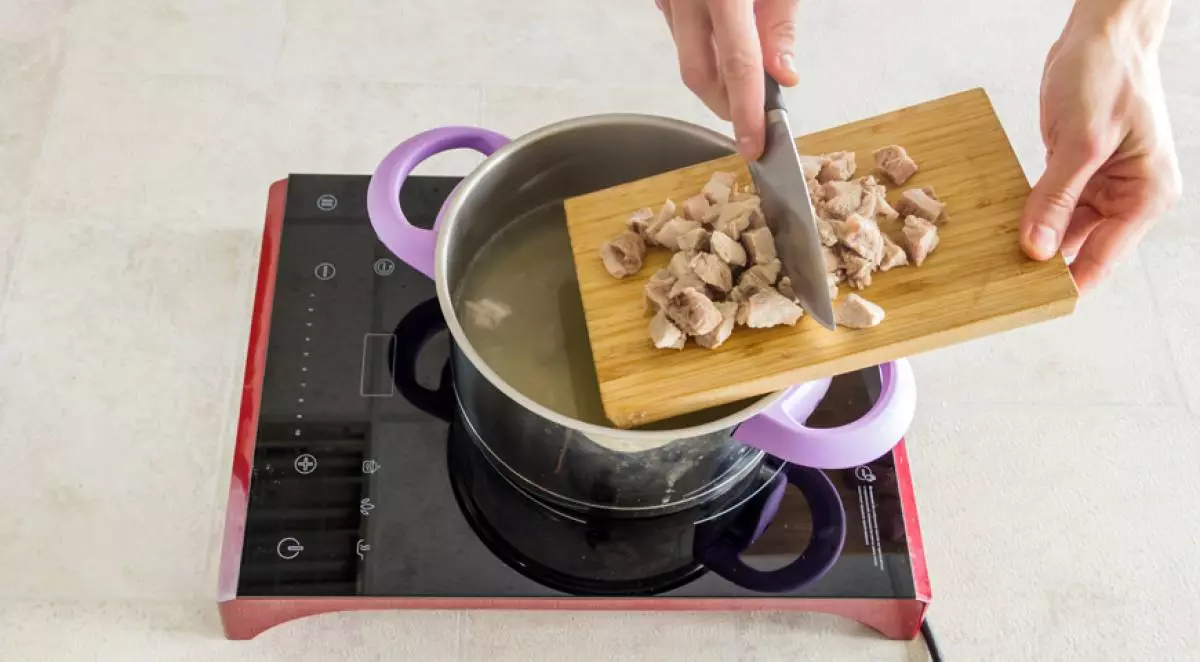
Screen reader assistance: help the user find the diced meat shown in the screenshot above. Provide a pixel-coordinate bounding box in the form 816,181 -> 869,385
702,171 -> 736,204
643,199 -> 677,244
696,302 -> 738,349
677,227 -> 710,253
681,194 -> 711,222
807,177 -> 825,201
667,250 -> 696,278
738,288 -> 805,328
896,188 -> 946,223
873,145 -> 919,186
643,270 -> 675,315
842,251 -> 873,290
874,189 -> 900,221
669,273 -> 709,298
816,218 -> 839,246
649,309 -> 687,349
832,214 -> 884,266
741,259 -> 781,287
689,252 -> 733,294
710,230 -> 748,267
777,276 -> 798,302
665,287 -> 723,336
627,207 -> 654,235
826,273 -> 840,300
820,180 -> 866,219
900,215 -> 940,266
822,245 -> 842,273
878,235 -> 909,271
715,196 -> 761,226
799,155 -> 824,181
599,231 -> 647,278
654,217 -> 702,251
835,293 -> 886,329
747,206 -> 767,229
817,151 -> 857,183
465,298 -> 512,330
741,227 -> 778,265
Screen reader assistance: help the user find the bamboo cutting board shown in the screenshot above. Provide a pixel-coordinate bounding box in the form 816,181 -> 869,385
563,88 -> 1079,429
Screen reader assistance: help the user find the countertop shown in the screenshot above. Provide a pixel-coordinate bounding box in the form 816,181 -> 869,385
1,1 -> 1197,660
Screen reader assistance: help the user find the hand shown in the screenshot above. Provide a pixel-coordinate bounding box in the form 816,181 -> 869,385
655,0 -> 800,159
1019,3 -> 1182,293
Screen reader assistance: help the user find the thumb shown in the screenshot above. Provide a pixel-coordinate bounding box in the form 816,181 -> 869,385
756,0 -> 800,86
1019,144 -> 1100,261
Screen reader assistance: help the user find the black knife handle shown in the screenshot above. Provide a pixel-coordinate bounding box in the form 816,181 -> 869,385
764,72 -> 785,113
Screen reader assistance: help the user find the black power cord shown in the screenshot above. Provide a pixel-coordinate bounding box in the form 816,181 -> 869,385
921,619 -> 944,661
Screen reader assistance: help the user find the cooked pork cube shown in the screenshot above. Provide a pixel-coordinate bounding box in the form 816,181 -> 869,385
777,276 -> 798,302
465,298 -> 512,330
739,289 -> 805,328
643,270 -> 676,315
817,151 -> 857,183
842,251 -> 874,290
816,218 -> 839,247
641,199 -> 677,245
650,309 -> 688,349
689,252 -> 733,293
800,155 -> 824,181
820,180 -> 866,219
900,215 -> 940,266
677,227 -> 711,253
714,210 -> 753,240
827,273 -> 840,300
833,214 -> 885,265
715,196 -> 761,228
742,227 -> 778,265
873,145 -> 919,186
654,217 -> 702,251
874,188 -> 900,221
896,188 -> 946,223
741,258 -> 782,287
627,207 -> 654,235
702,171 -> 736,204
669,273 -> 709,298
710,230 -> 748,267
667,250 -> 696,278
835,293 -> 886,329
822,245 -> 843,273
878,235 -> 909,271
696,302 -> 738,349
681,194 -> 711,223
599,231 -> 647,278
666,287 -> 723,336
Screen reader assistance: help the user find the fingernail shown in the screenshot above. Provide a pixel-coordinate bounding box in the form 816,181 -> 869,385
737,135 -> 758,159
779,52 -> 796,76
1030,224 -> 1058,256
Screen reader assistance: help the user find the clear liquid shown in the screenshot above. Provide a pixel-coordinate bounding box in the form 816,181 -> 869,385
455,202 -> 756,431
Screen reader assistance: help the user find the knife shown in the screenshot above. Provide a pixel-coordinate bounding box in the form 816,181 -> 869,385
747,73 -> 837,330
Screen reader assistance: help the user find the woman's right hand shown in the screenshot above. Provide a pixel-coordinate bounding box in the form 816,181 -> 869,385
655,0 -> 801,160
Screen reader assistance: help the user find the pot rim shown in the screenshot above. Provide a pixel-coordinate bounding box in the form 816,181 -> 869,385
433,113 -> 791,440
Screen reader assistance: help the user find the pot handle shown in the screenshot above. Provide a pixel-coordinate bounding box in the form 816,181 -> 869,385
388,298 -> 454,421
367,127 -> 510,279
696,464 -> 845,593
733,360 -> 916,469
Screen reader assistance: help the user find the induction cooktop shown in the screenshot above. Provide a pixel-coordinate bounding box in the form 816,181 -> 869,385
216,174 -> 932,641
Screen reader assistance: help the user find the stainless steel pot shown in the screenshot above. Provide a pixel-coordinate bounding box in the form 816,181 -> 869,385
368,115 -> 917,517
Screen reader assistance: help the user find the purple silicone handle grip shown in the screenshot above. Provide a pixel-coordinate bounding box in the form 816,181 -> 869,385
696,464 -> 845,593
367,127 -> 510,279
733,360 -> 917,469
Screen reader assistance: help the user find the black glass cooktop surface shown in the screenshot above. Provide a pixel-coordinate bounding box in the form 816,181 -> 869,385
235,174 -> 918,599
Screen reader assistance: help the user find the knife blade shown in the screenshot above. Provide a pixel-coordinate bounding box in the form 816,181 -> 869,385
747,73 -> 837,330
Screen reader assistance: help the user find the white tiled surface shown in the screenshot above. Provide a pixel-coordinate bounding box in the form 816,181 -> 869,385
0,0 -> 1198,660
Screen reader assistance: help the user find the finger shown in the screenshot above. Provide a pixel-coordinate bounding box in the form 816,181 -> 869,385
1019,139 -> 1105,261
1069,216 -> 1147,293
756,0 -> 800,86
671,1 -> 730,120
709,0 -> 765,159
1059,204 -> 1104,260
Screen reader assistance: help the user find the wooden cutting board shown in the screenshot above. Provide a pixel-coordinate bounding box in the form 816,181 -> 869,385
563,88 -> 1079,429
